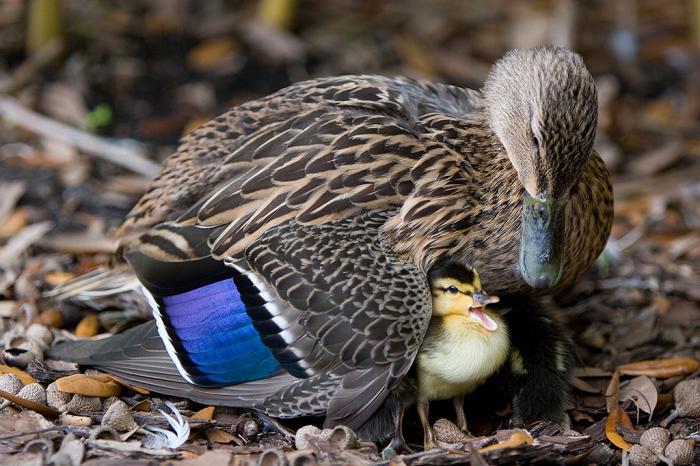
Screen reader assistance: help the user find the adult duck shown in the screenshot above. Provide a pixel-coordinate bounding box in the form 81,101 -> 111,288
50,46 -> 612,434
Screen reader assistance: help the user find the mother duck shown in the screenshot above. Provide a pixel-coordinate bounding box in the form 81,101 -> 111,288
50,46 -> 613,433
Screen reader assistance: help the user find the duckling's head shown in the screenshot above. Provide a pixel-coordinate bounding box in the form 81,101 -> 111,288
482,46 -> 597,290
429,262 -> 500,331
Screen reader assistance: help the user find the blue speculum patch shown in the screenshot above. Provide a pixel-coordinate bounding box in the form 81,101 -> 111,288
160,279 -> 281,386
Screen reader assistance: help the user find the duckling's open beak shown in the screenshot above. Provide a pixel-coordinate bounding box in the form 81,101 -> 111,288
472,291 -> 499,308
519,193 -> 567,289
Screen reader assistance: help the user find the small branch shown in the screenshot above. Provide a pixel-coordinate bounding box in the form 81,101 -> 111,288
0,96 -> 161,178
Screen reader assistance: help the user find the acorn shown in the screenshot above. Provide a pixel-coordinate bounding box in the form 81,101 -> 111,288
433,418 -> 469,444
629,444 -> 658,466
639,427 -> 670,455
15,383 -> 47,406
101,399 -> 138,432
46,381 -> 72,412
662,439 -> 695,466
0,374 -> 24,396
662,379 -> 700,427
295,425 -> 325,450
328,425 -> 357,450
65,394 -> 102,414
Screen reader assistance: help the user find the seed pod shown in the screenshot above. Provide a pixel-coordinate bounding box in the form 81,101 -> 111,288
0,374 -> 24,396
295,425 -> 324,450
328,425 -> 357,450
629,444 -> 658,466
433,418 -> 469,444
101,400 -> 138,432
639,427 -> 670,455
15,383 -> 47,406
662,439 -> 695,466
46,381 -> 72,412
65,394 -> 101,414
662,379 -> 700,426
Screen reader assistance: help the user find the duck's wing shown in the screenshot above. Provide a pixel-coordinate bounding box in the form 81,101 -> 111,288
47,320 -> 298,407
117,75 -> 481,256
236,210 -> 433,428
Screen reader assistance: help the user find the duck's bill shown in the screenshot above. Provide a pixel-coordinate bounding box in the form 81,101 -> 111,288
469,307 -> 498,331
519,193 -> 567,289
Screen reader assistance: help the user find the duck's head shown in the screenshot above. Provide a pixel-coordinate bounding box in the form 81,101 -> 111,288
483,46 -> 597,289
429,262 -> 501,331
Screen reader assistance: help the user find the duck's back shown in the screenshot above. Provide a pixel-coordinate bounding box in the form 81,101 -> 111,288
116,75 -> 481,250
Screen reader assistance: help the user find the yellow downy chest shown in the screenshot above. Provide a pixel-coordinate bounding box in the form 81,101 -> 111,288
415,314 -> 510,401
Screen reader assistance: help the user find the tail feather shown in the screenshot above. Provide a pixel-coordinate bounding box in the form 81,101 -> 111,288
45,266 -> 150,316
47,321 -> 298,407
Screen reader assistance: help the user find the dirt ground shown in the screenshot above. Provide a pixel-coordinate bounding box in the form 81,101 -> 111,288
0,1 -> 699,464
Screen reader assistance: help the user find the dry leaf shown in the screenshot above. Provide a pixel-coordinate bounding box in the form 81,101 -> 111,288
75,314 -> 99,337
0,209 -> 28,238
605,370 -> 621,412
131,399 -> 151,412
0,364 -> 36,385
192,406 -> 215,420
479,431 -> 533,452
619,376 -> 658,417
617,358 -> 700,378
205,427 -> 240,444
0,387 -> 60,417
56,374 -> 122,397
36,308 -> 64,328
605,405 -> 632,451
44,271 -> 75,286
106,374 -> 150,394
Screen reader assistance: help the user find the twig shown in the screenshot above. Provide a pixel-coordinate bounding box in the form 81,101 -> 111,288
0,97 -> 160,178
0,39 -> 64,94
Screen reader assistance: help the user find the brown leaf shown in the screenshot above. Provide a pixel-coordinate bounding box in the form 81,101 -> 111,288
0,387 -> 59,417
35,308 -> 64,328
75,314 -> 99,337
619,376 -> 658,417
605,405 -> 631,451
605,370 -> 621,412
205,427 -> 241,444
130,399 -> 151,412
192,406 -> 215,420
617,358 -> 700,378
105,374 -> 149,394
55,374 -> 122,397
44,271 -> 75,287
479,431 -> 533,452
0,364 -> 36,385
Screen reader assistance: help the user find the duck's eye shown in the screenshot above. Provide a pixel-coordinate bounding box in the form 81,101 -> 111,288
532,134 -> 540,150
445,285 -> 459,294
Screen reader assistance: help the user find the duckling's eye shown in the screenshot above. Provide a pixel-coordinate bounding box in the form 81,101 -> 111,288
445,285 -> 459,294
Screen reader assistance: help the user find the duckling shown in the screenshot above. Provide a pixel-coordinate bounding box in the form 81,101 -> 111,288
386,263 -> 507,450
377,263 -> 574,451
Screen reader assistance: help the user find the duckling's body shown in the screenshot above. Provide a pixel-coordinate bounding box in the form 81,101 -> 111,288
416,312 -> 509,401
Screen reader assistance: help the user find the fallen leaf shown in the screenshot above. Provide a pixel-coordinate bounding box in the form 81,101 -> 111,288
192,406 -> 215,420
617,358 -> 700,378
205,427 -> 241,444
106,374 -> 150,394
605,405 -> 631,451
479,431 -> 533,453
0,387 -> 60,417
44,271 -> 75,286
619,376 -> 658,418
0,221 -> 53,268
55,374 -> 122,397
131,399 -> 151,412
75,314 -> 99,337
35,308 -> 64,328
605,370 -> 621,412
0,208 -> 28,239
0,364 -> 36,384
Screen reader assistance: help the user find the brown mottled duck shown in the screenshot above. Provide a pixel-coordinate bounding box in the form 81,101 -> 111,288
49,46 -> 610,439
